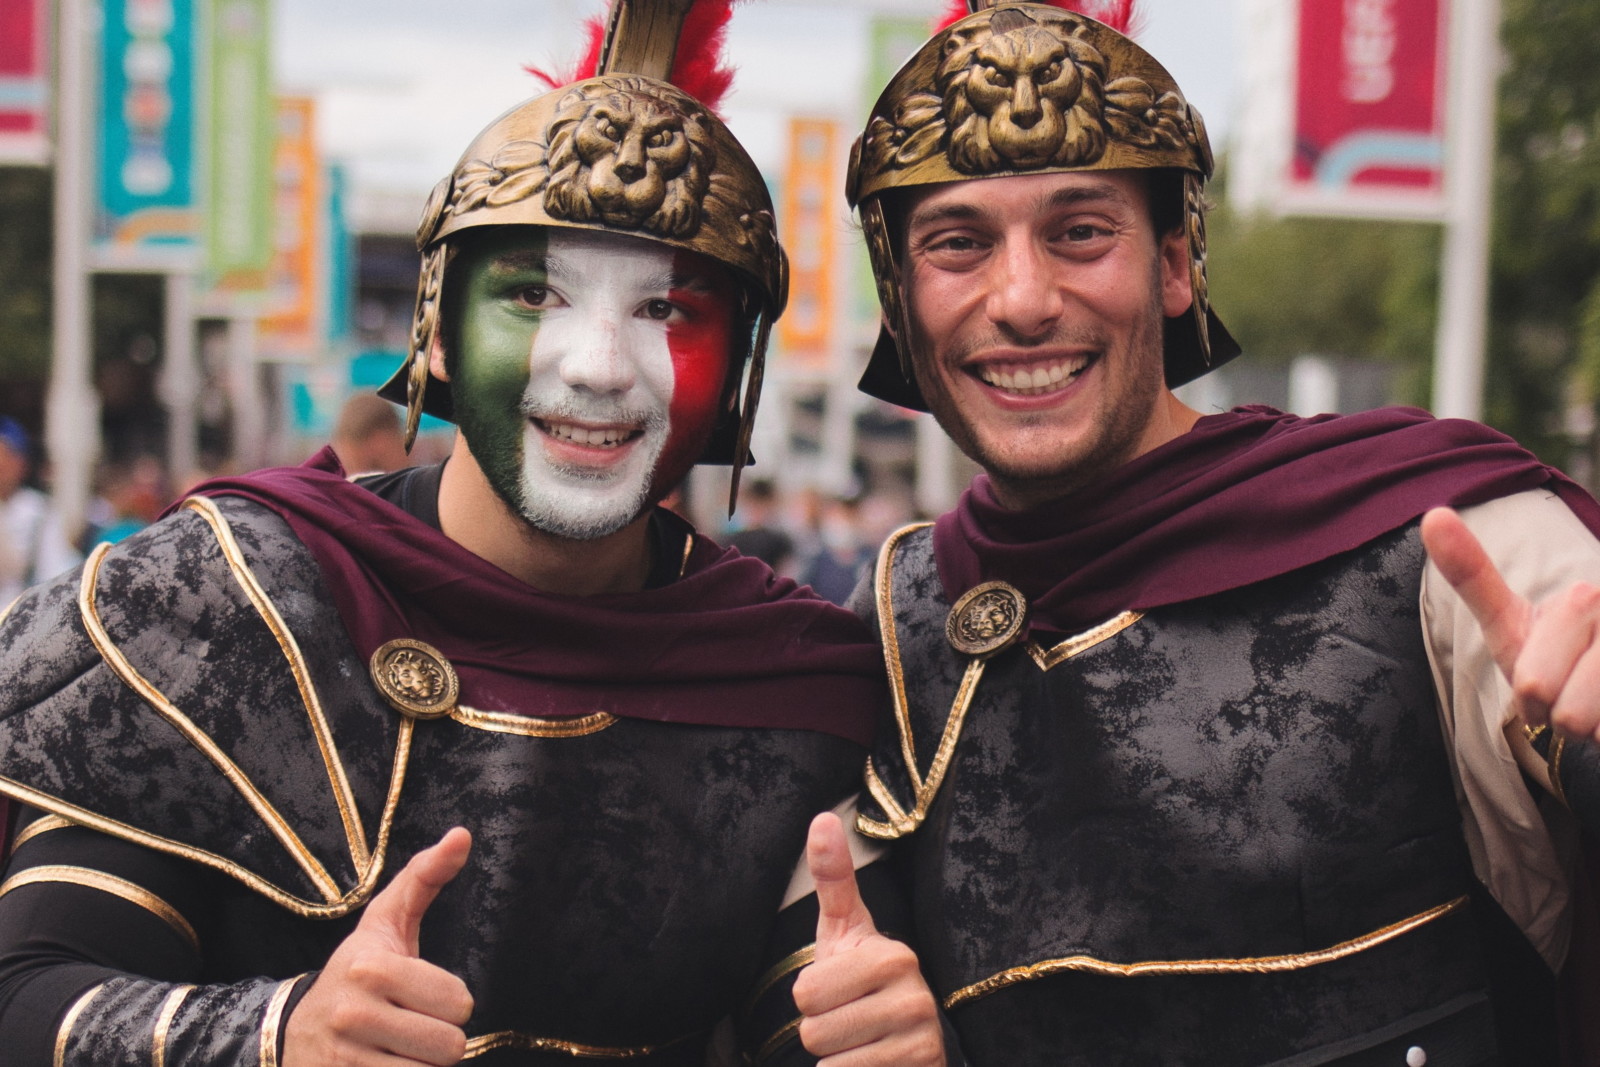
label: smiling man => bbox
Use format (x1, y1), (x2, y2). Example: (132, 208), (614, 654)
(811, 0), (1600, 1063)
(0, 2), (910, 1064)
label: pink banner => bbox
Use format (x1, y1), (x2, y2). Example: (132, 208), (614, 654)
(1288, 0), (1447, 214)
(0, 0), (49, 163)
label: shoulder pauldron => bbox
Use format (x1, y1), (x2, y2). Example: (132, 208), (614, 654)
(0, 497), (408, 917)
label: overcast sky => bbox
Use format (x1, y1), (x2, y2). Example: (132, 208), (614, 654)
(272, 0), (1244, 224)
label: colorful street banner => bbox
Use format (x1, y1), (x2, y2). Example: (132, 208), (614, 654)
(205, 0), (273, 286)
(778, 118), (840, 368)
(0, 0), (50, 164)
(95, 0), (201, 262)
(1283, 0), (1448, 219)
(259, 96), (322, 354)
(323, 162), (353, 345)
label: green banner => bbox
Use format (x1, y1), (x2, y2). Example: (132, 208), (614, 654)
(205, 0), (273, 283)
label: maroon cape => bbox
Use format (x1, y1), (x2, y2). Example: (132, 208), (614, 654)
(934, 405), (1600, 637)
(183, 449), (882, 746)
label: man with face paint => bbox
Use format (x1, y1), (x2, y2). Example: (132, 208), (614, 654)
(0, 2), (942, 1063)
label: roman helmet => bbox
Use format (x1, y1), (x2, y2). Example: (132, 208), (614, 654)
(846, 0), (1239, 410)
(380, 0), (788, 508)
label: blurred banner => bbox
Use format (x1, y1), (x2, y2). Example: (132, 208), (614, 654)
(1283, 0), (1448, 219)
(0, 0), (50, 164)
(259, 96), (322, 355)
(205, 0), (273, 288)
(94, 0), (201, 265)
(778, 118), (839, 370)
(324, 162), (353, 345)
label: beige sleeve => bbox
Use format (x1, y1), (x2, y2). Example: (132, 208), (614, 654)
(778, 795), (890, 910)
(1421, 487), (1600, 971)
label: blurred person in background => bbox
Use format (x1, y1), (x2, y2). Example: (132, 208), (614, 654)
(798, 493), (875, 606)
(0, 0), (942, 1063)
(331, 392), (412, 477)
(726, 478), (796, 573)
(0, 417), (81, 609)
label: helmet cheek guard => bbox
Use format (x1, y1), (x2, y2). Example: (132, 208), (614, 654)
(846, 2), (1240, 411)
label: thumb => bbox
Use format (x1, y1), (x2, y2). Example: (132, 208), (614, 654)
(807, 812), (876, 959)
(1420, 507), (1529, 678)
(360, 826), (472, 957)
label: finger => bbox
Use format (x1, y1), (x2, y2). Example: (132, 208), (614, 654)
(345, 954), (475, 1025)
(336, 1000), (468, 1066)
(1421, 508), (1530, 677)
(362, 827), (473, 957)
(1547, 623), (1600, 739)
(807, 813), (876, 958)
(1512, 586), (1600, 727)
(794, 938), (922, 1017)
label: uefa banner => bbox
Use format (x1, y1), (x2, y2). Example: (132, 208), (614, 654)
(259, 96), (322, 356)
(94, 0), (200, 265)
(0, 0), (49, 164)
(1284, 0), (1448, 219)
(778, 118), (839, 371)
(205, 0), (273, 287)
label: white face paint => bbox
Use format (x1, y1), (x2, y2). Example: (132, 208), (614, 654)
(453, 228), (733, 541)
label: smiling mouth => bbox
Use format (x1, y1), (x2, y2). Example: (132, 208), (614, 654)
(974, 353), (1094, 396)
(533, 418), (643, 449)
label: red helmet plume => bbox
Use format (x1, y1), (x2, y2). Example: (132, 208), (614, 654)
(528, 0), (740, 116)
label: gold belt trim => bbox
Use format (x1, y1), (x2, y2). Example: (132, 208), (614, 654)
(744, 944), (815, 1015)
(11, 814), (75, 852)
(151, 985), (195, 1067)
(449, 707), (617, 737)
(944, 895), (1471, 1010)
(463, 1029), (689, 1059)
(54, 982), (107, 1067)
(752, 1017), (802, 1064)
(0, 865), (200, 954)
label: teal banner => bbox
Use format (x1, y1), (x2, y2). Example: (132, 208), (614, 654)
(96, 0), (199, 258)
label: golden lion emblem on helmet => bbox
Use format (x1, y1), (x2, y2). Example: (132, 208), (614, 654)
(942, 9), (1109, 172)
(542, 79), (715, 238)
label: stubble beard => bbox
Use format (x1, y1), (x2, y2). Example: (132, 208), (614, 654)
(915, 289), (1170, 510)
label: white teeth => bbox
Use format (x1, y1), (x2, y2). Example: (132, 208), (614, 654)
(978, 356), (1088, 395)
(541, 421), (631, 447)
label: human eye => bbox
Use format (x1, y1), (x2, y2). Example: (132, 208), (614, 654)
(511, 283), (563, 310)
(641, 298), (678, 322)
(915, 229), (990, 268)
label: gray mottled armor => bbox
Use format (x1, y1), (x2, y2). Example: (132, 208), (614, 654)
(857, 523), (1535, 1065)
(0, 497), (860, 1064)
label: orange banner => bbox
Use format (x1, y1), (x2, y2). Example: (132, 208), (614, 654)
(778, 118), (839, 369)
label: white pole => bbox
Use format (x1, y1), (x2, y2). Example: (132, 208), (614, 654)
(46, 0), (101, 538)
(161, 271), (200, 482)
(1432, 0), (1500, 421)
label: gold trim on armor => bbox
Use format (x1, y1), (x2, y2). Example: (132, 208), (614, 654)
(752, 1017), (802, 1065)
(11, 814), (74, 851)
(1548, 734), (1570, 809)
(0, 865), (200, 954)
(370, 637), (460, 720)
(463, 1030), (687, 1059)
(1026, 611), (1144, 670)
(77, 540), (342, 902)
(744, 944), (815, 1016)
(449, 706), (618, 737)
(0, 714), (416, 919)
(151, 984), (194, 1067)
(678, 533), (694, 578)
(259, 976), (303, 1067)
(54, 982), (106, 1067)
(182, 497), (373, 873)
(943, 895), (1472, 1010)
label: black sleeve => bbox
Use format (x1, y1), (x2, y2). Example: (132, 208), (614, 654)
(0, 808), (316, 1065)
(1530, 728), (1600, 833)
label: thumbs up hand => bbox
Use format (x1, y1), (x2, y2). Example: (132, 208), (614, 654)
(285, 827), (476, 1067)
(792, 813), (944, 1065)
(1423, 507), (1600, 740)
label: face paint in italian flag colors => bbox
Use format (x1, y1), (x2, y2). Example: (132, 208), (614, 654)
(452, 227), (736, 540)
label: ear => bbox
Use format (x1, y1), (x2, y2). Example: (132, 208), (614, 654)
(1159, 229), (1194, 320)
(427, 331), (450, 383)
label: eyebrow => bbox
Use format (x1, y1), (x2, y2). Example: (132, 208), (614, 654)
(487, 251), (706, 293)
(906, 181), (1134, 232)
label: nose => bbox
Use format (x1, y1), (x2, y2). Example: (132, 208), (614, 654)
(556, 317), (637, 396)
(985, 238), (1064, 341)
(1010, 77), (1041, 128)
